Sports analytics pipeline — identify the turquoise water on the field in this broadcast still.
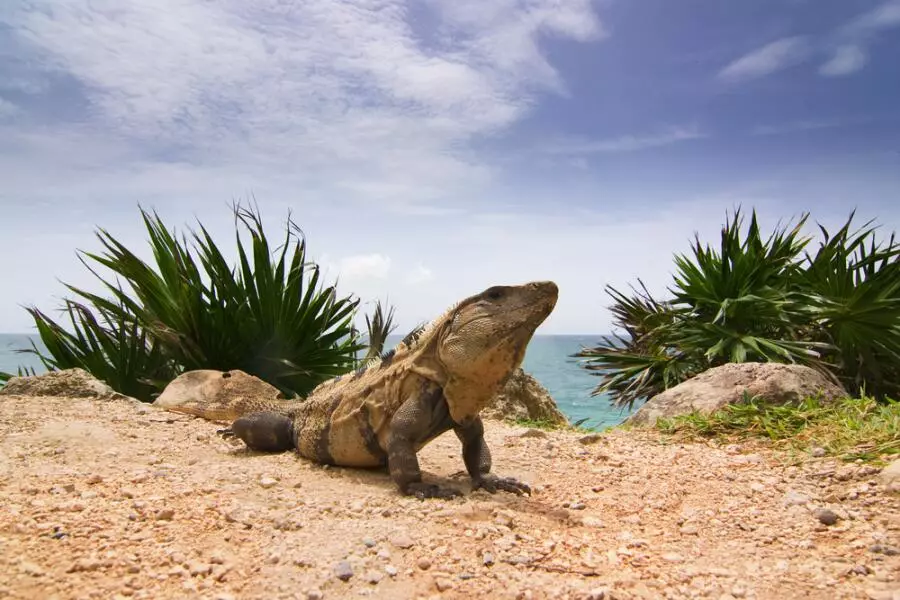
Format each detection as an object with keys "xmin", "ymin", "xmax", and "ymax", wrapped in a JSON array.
[{"xmin": 0, "ymin": 333, "xmax": 634, "ymax": 429}]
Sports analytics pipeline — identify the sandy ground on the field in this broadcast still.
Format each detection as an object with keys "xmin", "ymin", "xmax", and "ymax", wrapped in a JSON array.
[{"xmin": 0, "ymin": 394, "xmax": 898, "ymax": 600}]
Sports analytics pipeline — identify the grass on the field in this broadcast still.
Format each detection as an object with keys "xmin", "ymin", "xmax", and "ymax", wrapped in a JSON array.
[{"xmin": 655, "ymin": 393, "xmax": 900, "ymax": 464}]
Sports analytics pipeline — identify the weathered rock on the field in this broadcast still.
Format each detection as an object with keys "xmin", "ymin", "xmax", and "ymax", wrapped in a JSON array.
[
  {"xmin": 482, "ymin": 368, "xmax": 569, "ymax": 427},
  {"xmin": 0, "ymin": 368, "xmax": 129, "ymax": 401},
  {"xmin": 880, "ymin": 458, "xmax": 900, "ymax": 492},
  {"xmin": 152, "ymin": 370, "xmax": 285, "ymax": 417},
  {"xmin": 626, "ymin": 362, "xmax": 846, "ymax": 426}
]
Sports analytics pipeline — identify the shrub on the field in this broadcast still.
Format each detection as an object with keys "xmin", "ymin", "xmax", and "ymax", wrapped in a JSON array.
[{"xmin": 577, "ymin": 209, "xmax": 900, "ymax": 408}]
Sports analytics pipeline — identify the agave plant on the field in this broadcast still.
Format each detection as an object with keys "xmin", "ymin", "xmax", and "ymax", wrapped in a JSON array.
[
  {"xmin": 22, "ymin": 203, "xmax": 363, "ymax": 400},
  {"xmin": 360, "ymin": 300, "xmax": 398, "ymax": 364},
  {"xmin": 577, "ymin": 208, "xmax": 899, "ymax": 409}
]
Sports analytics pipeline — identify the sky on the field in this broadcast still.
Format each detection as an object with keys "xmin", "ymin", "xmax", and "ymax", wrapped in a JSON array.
[{"xmin": 1, "ymin": 0, "xmax": 899, "ymax": 335}]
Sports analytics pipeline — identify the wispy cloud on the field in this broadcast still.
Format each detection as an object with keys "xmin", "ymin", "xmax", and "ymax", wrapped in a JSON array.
[
  {"xmin": 718, "ymin": 37, "xmax": 809, "ymax": 82},
  {"xmin": 0, "ymin": 98, "xmax": 19, "ymax": 119},
  {"xmin": 541, "ymin": 126, "xmax": 705, "ymax": 155},
  {"xmin": 751, "ymin": 116, "xmax": 870, "ymax": 136},
  {"xmin": 0, "ymin": 0, "xmax": 605, "ymax": 213},
  {"xmin": 819, "ymin": 44, "xmax": 868, "ymax": 77},
  {"xmin": 719, "ymin": 1, "xmax": 900, "ymax": 83}
]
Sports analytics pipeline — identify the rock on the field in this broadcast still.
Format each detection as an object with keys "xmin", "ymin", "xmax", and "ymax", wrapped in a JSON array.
[
  {"xmin": 879, "ymin": 458, "xmax": 900, "ymax": 491},
  {"xmin": 482, "ymin": 369, "xmax": 569, "ymax": 426},
  {"xmin": 153, "ymin": 369, "xmax": 288, "ymax": 415},
  {"xmin": 483, "ymin": 551, "xmax": 495, "ymax": 566},
  {"xmin": 626, "ymin": 363, "xmax": 846, "ymax": 426},
  {"xmin": 814, "ymin": 508, "xmax": 839, "ymax": 526},
  {"xmin": 258, "ymin": 477, "xmax": 278, "ymax": 489},
  {"xmin": 417, "ymin": 557, "xmax": 432, "ymax": 570},
  {"xmin": 0, "ymin": 368, "xmax": 130, "ymax": 401},
  {"xmin": 334, "ymin": 560, "xmax": 353, "ymax": 581},
  {"xmin": 578, "ymin": 434, "xmax": 604, "ymax": 445},
  {"xmin": 434, "ymin": 577, "xmax": 454, "ymax": 592},
  {"xmin": 390, "ymin": 533, "xmax": 415, "ymax": 549},
  {"xmin": 155, "ymin": 509, "xmax": 176, "ymax": 521},
  {"xmin": 782, "ymin": 490, "xmax": 811, "ymax": 506}
]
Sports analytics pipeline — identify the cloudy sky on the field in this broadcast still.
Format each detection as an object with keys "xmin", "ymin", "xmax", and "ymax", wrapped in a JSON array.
[{"xmin": 1, "ymin": 0, "xmax": 899, "ymax": 335}]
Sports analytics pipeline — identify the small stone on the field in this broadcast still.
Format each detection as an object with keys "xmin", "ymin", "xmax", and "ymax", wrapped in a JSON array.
[
  {"xmin": 258, "ymin": 477, "xmax": 278, "ymax": 489},
  {"xmin": 518, "ymin": 429, "xmax": 548, "ymax": 438},
  {"xmin": 814, "ymin": 508, "xmax": 839, "ymax": 526},
  {"xmin": 570, "ymin": 502, "xmax": 586, "ymax": 510},
  {"xmin": 661, "ymin": 552, "xmax": 684, "ymax": 563},
  {"xmin": 783, "ymin": 490, "xmax": 811, "ymax": 506},
  {"xmin": 483, "ymin": 551, "xmax": 495, "ymax": 566},
  {"xmin": 306, "ymin": 590, "xmax": 324, "ymax": 600},
  {"xmin": 86, "ymin": 474, "xmax": 103, "ymax": 485},
  {"xmin": 385, "ymin": 565, "xmax": 398, "ymax": 577},
  {"xmin": 417, "ymin": 557, "xmax": 432, "ymax": 570},
  {"xmin": 869, "ymin": 544, "xmax": 900, "ymax": 556},
  {"xmin": 155, "ymin": 509, "xmax": 176, "ymax": 521},
  {"xmin": 434, "ymin": 577, "xmax": 454, "ymax": 592},
  {"xmin": 20, "ymin": 562, "xmax": 45, "ymax": 577},
  {"xmin": 579, "ymin": 434, "xmax": 604, "ymax": 445},
  {"xmin": 362, "ymin": 537, "xmax": 377, "ymax": 548},
  {"xmin": 811, "ymin": 447, "xmax": 826, "ymax": 457},
  {"xmin": 750, "ymin": 482, "xmax": 765, "ymax": 493},
  {"xmin": 334, "ymin": 560, "xmax": 353, "ymax": 581},
  {"xmin": 390, "ymin": 533, "xmax": 415, "ymax": 549},
  {"xmin": 586, "ymin": 588, "xmax": 609, "ymax": 600},
  {"xmin": 364, "ymin": 570, "xmax": 383, "ymax": 584}
]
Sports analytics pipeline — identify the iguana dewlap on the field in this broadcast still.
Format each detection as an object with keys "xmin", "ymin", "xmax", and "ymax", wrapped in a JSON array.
[{"xmin": 159, "ymin": 281, "xmax": 558, "ymax": 499}]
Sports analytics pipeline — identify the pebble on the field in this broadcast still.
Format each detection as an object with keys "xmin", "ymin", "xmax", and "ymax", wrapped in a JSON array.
[
  {"xmin": 869, "ymin": 544, "xmax": 900, "ymax": 556},
  {"xmin": 306, "ymin": 590, "xmax": 324, "ymax": 600},
  {"xmin": 814, "ymin": 508, "xmax": 839, "ymax": 526},
  {"xmin": 385, "ymin": 565, "xmax": 398, "ymax": 577},
  {"xmin": 86, "ymin": 474, "xmax": 103, "ymax": 485},
  {"xmin": 390, "ymin": 533, "xmax": 415, "ymax": 549},
  {"xmin": 569, "ymin": 502, "xmax": 586, "ymax": 510},
  {"xmin": 811, "ymin": 447, "xmax": 827, "ymax": 457},
  {"xmin": 258, "ymin": 477, "xmax": 278, "ymax": 489},
  {"xmin": 578, "ymin": 434, "xmax": 604, "ymax": 445},
  {"xmin": 334, "ymin": 560, "xmax": 354, "ymax": 581},
  {"xmin": 417, "ymin": 557, "xmax": 432, "ymax": 570},
  {"xmin": 362, "ymin": 537, "xmax": 377, "ymax": 548},
  {"xmin": 434, "ymin": 577, "xmax": 454, "ymax": 592},
  {"xmin": 783, "ymin": 490, "xmax": 811, "ymax": 506},
  {"xmin": 155, "ymin": 509, "xmax": 176, "ymax": 521},
  {"xmin": 364, "ymin": 570, "xmax": 384, "ymax": 584},
  {"xmin": 483, "ymin": 551, "xmax": 495, "ymax": 566}
]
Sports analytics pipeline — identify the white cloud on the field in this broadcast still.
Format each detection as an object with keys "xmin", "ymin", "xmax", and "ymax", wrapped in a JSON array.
[
  {"xmin": 336, "ymin": 254, "xmax": 392, "ymax": 280},
  {"xmin": 0, "ymin": 0, "xmax": 604, "ymax": 213},
  {"xmin": 718, "ymin": 37, "xmax": 809, "ymax": 82},
  {"xmin": 541, "ymin": 126, "xmax": 705, "ymax": 155},
  {"xmin": 751, "ymin": 116, "xmax": 868, "ymax": 136},
  {"xmin": 405, "ymin": 263, "xmax": 435, "ymax": 286},
  {"xmin": 819, "ymin": 45, "xmax": 867, "ymax": 76},
  {"xmin": 0, "ymin": 98, "xmax": 19, "ymax": 119}
]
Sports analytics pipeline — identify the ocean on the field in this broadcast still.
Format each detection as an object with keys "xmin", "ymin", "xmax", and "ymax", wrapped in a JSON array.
[{"xmin": 0, "ymin": 333, "xmax": 634, "ymax": 429}]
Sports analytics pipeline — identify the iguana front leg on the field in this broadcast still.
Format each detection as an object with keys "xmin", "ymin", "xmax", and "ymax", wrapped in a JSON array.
[
  {"xmin": 387, "ymin": 393, "xmax": 463, "ymax": 500},
  {"xmin": 455, "ymin": 417, "xmax": 531, "ymax": 496}
]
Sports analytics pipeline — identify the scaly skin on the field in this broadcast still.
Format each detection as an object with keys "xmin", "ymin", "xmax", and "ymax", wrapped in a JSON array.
[{"xmin": 161, "ymin": 281, "xmax": 559, "ymax": 498}]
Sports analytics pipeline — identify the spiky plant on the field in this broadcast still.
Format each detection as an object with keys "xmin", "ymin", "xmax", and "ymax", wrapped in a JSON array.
[
  {"xmin": 20, "ymin": 203, "xmax": 363, "ymax": 400},
  {"xmin": 577, "ymin": 208, "xmax": 899, "ymax": 409}
]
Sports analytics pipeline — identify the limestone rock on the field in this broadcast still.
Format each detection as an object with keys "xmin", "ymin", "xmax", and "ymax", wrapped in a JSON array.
[
  {"xmin": 482, "ymin": 368, "xmax": 569, "ymax": 427},
  {"xmin": 626, "ymin": 362, "xmax": 846, "ymax": 426},
  {"xmin": 880, "ymin": 458, "xmax": 900, "ymax": 493},
  {"xmin": 0, "ymin": 368, "xmax": 127, "ymax": 400},
  {"xmin": 153, "ymin": 370, "xmax": 285, "ymax": 418}
]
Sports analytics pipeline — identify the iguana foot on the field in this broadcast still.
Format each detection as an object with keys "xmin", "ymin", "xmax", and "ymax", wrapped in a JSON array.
[
  {"xmin": 473, "ymin": 475, "xmax": 531, "ymax": 496},
  {"xmin": 217, "ymin": 427, "xmax": 236, "ymax": 439},
  {"xmin": 404, "ymin": 482, "xmax": 463, "ymax": 500}
]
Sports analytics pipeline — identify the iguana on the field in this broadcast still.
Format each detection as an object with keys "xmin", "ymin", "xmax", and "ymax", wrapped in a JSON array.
[{"xmin": 158, "ymin": 280, "xmax": 558, "ymax": 499}]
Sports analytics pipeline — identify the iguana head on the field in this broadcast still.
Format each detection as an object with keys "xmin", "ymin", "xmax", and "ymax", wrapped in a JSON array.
[{"xmin": 436, "ymin": 280, "xmax": 558, "ymax": 424}]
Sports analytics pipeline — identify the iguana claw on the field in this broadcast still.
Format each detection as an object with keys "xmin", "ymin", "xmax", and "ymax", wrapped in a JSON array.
[
  {"xmin": 405, "ymin": 482, "xmax": 463, "ymax": 500},
  {"xmin": 473, "ymin": 475, "xmax": 531, "ymax": 496},
  {"xmin": 217, "ymin": 427, "xmax": 236, "ymax": 439}
]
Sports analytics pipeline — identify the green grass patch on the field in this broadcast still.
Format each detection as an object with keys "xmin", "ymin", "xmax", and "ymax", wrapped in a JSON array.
[
  {"xmin": 512, "ymin": 417, "xmax": 565, "ymax": 430},
  {"xmin": 655, "ymin": 394, "xmax": 900, "ymax": 463}
]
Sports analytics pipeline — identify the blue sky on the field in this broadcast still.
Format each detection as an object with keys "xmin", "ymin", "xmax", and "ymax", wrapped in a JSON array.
[{"xmin": 1, "ymin": 0, "xmax": 899, "ymax": 335}]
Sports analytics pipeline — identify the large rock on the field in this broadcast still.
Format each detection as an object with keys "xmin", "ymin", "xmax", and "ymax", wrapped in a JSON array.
[
  {"xmin": 0, "ymin": 368, "xmax": 127, "ymax": 400},
  {"xmin": 881, "ymin": 459, "xmax": 900, "ymax": 494},
  {"xmin": 153, "ymin": 369, "xmax": 285, "ymax": 416},
  {"xmin": 482, "ymin": 368, "xmax": 569, "ymax": 427},
  {"xmin": 626, "ymin": 362, "xmax": 846, "ymax": 426}
]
